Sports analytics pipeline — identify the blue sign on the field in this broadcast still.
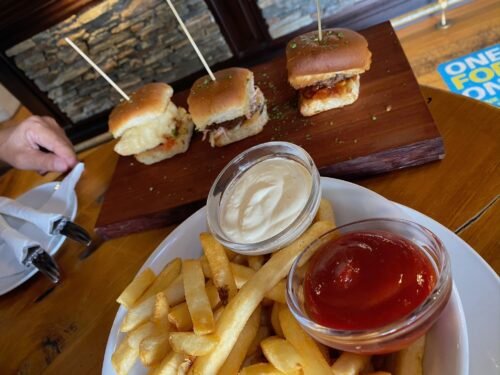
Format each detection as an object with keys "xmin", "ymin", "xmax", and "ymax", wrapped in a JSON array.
[{"xmin": 438, "ymin": 44, "xmax": 500, "ymax": 107}]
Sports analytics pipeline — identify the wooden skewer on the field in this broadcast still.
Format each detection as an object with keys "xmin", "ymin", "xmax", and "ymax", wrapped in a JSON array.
[
  {"xmin": 165, "ymin": 0, "xmax": 216, "ymax": 81},
  {"xmin": 64, "ymin": 37, "xmax": 131, "ymax": 102},
  {"xmin": 316, "ymin": 0, "xmax": 322, "ymax": 41}
]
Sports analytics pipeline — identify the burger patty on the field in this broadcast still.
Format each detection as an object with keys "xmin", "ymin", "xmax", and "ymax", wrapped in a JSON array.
[
  {"xmin": 300, "ymin": 74, "xmax": 353, "ymax": 99},
  {"xmin": 206, "ymin": 99, "xmax": 265, "ymax": 131}
]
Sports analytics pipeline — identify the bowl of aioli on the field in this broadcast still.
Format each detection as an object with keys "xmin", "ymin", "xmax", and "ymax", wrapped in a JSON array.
[
  {"xmin": 286, "ymin": 218, "xmax": 452, "ymax": 354},
  {"xmin": 207, "ymin": 142, "xmax": 321, "ymax": 255}
]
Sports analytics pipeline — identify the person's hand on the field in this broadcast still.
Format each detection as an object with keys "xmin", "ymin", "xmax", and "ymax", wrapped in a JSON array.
[{"xmin": 0, "ymin": 116, "xmax": 77, "ymax": 173}]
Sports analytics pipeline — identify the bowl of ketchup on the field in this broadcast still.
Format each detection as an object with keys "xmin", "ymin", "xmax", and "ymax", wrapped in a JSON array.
[{"xmin": 286, "ymin": 218, "xmax": 452, "ymax": 354}]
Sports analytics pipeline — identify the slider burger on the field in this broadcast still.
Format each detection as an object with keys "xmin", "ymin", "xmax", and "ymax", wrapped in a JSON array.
[
  {"xmin": 187, "ymin": 67, "xmax": 268, "ymax": 147},
  {"xmin": 109, "ymin": 83, "xmax": 194, "ymax": 165},
  {"xmin": 286, "ymin": 28, "xmax": 371, "ymax": 117}
]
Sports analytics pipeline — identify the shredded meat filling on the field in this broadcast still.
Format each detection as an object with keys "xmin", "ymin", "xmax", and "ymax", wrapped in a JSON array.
[
  {"xmin": 206, "ymin": 89, "xmax": 264, "ymax": 132},
  {"xmin": 206, "ymin": 115, "xmax": 246, "ymax": 131}
]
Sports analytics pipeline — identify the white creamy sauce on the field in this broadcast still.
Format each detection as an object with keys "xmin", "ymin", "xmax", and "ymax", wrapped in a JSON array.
[{"xmin": 220, "ymin": 157, "xmax": 312, "ymax": 243}]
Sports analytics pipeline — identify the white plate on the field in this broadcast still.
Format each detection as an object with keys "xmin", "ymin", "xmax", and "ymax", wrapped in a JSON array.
[
  {"xmin": 103, "ymin": 177, "xmax": 499, "ymax": 375},
  {"xmin": 0, "ymin": 182, "xmax": 77, "ymax": 295}
]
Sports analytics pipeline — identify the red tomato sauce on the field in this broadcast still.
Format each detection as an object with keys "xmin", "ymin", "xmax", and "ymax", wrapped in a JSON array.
[{"xmin": 304, "ymin": 231, "xmax": 436, "ymax": 330}]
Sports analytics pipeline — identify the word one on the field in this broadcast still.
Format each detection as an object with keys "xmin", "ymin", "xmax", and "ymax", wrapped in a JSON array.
[{"xmin": 438, "ymin": 44, "xmax": 499, "ymax": 107}]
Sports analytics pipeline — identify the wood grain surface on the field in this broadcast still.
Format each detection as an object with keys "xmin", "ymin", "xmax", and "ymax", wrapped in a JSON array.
[
  {"xmin": 0, "ymin": 86, "xmax": 497, "ymax": 375},
  {"xmin": 396, "ymin": 0, "xmax": 500, "ymax": 90},
  {"xmin": 95, "ymin": 22, "xmax": 443, "ymax": 239}
]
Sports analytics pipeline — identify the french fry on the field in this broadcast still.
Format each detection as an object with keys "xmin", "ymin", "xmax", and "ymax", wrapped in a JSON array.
[
  {"xmin": 213, "ymin": 305, "xmax": 225, "ymax": 322},
  {"xmin": 265, "ymin": 279, "xmax": 286, "ymax": 304},
  {"xmin": 168, "ymin": 303, "xmax": 193, "ymax": 331},
  {"xmin": 120, "ymin": 294, "xmax": 156, "ymax": 332},
  {"xmin": 153, "ymin": 292, "xmax": 170, "ymax": 330},
  {"xmin": 248, "ymin": 255, "xmax": 265, "ymax": 271},
  {"xmin": 279, "ymin": 306, "xmax": 331, "ymax": 375},
  {"xmin": 169, "ymin": 332, "xmax": 218, "ymax": 356},
  {"xmin": 247, "ymin": 325, "xmax": 272, "ymax": 356},
  {"xmin": 182, "ymin": 259, "xmax": 215, "ymax": 335},
  {"xmin": 116, "ymin": 268, "xmax": 156, "ymax": 308},
  {"xmin": 153, "ymin": 351, "xmax": 186, "ymax": 375},
  {"xmin": 178, "ymin": 356, "xmax": 195, "ymax": 374},
  {"xmin": 231, "ymin": 263, "xmax": 256, "ymax": 288},
  {"xmin": 261, "ymin": 336, "xmax": 303, "ymax": 375},
  {"xmin": 239, "ymin": 363, "xmax": 284, "ymax": 375},
  {"xmin": 271, "ymin": 303, "xmax": 284, "ymax": 337},
  {"xmin": 128, "ymin": 321, "xmax": 156, "ymax": 349},
  {"xmin": 200, "ymin": 256, "xmax": 212, "ymax": 278},
  {"xmin": 200, "ymin": 232, "xmax": 238, "ymax": 305},
  {"xmin": 111, "ymin": 338, "xmax": 138, "ymax": 375},
  {"xmin": 141, "ymin": 258, "xmax": 182, "ymax": 302},
  {"xmin": 191, "ymin": 221, "xmax": 334, "ymax": 374},
  {"xmin": 314, "ymin": 198, "xmax": 336, "ymax": 224},
  {"xmin": 219, "ymin": 306, "xmax": 261, "ymax": 374},
  {"xmin": 206, "ymin": 283, "xmax": 222, "ymax": 309},
  {"xmin": 139, "ymin": 332, "xmax": 171, "ymax": 367},
  {"xmin": 168, "ymin": 283, "xmax": 220, "ymax": 331},
  {"xmin": 230, "ymin": 264, "xmax": 287, "ymax": 303},
  {"xmin": 165, "ymin": 274, "xmax": 185, "ymax": 306},
  {"xmin": 331, "ymin": 352, "xmax": 371, "ymax": 375},
  {"xmin": 386, "ymin": 335, "xmax": 425, "ymax": 375}
]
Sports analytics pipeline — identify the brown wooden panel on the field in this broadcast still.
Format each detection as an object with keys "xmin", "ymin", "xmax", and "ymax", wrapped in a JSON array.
[
  {"xmin": 0, "ymin": 0, "xmax": 101, "ymax": 50},
  {"xmin": 95, "ymin": 22, "xmax": 443, "ymax": 239},
  {"xmin": 205, "ymin": 0, "xmax": 271, "ymax": 57}
]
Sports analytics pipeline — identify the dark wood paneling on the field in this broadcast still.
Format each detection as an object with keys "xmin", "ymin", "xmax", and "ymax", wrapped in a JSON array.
[
  {"xmin": 0, "ymin": 0, "xmax": 102, "ymax": 50},
  {"xmin": 204, "ymin": 0, "xmax": 271, "ymax": 57}
]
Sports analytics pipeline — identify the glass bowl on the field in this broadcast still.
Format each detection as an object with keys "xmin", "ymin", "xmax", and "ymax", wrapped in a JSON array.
[
  {"xmin": 207, "ymin": 141, "xmax": 321, "ymax": 255},
  {"xmin": 286, "ymin": 218, "xmax": 452, "ymax": 354}
]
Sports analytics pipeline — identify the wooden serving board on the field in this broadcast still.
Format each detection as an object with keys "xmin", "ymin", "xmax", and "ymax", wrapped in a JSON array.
[{"xmin": 95, "ymin": 22, "xmax": 443, "ymax": 239}]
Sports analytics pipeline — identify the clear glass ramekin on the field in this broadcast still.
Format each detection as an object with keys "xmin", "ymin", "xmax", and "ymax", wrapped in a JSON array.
[
  {"xmin": 207, "ymin": 141, "xmax": 321, "ymax": 255},
  {"xmin": 286, "ymin": 218, "xmax": 452, "ymax": 354}
]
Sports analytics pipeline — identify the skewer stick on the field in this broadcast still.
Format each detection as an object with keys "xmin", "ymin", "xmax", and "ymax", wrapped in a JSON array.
[
  {"xmin": 316, "ymin": 0, "xmax": 322, "ymax": 41},
  {"xmin": 64, "ymin": 37, "xmax": 130, "ymax": 101},
  {"xmin": 165, "ymin": 0, "xmax": 216, "ymax": 81}
]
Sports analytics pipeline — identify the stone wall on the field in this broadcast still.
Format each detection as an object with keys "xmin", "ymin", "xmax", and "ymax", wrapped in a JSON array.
[
  {"xmin": 6, "ymin": 0, "xmax": 232, "ymax": 123},
  {"xmin": 257, "ymin": 0, "xmax": 367, "ymax": 39}
]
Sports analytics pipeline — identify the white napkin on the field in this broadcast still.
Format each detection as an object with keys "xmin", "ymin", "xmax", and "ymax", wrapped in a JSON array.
[
  {"xmin": 40, "ymin": 162, "xmax": 84, "ymax": 213},
  {"xmin": 0, "ymin": 214, "xmax": 37, "ymax": 263},
  {"xmin": 0, "ymin": 197, "xmax": 61, "ymax": 235},
  {"xmin": 0, "ymin": 162, "xmax": 84, "ymax": 235},
  {"xmin": 0, "ymin": 162, "xmax": 84, "ymax": 265}
]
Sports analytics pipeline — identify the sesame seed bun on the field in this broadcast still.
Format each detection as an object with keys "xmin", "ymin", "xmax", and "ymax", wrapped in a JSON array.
[{"xmin": 286, "ymin": 28, "xmax": 371, "ymax": 89}]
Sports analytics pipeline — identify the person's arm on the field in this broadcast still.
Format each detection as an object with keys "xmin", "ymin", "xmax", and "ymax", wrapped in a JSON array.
[{"xmin": 0, "ymin": 116, "xmax": 77, "ymax": 173}]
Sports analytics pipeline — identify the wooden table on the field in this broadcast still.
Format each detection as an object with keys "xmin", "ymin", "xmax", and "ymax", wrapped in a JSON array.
[
  {"xmin": 396, "ymin": 0, "xmax": 500, "ymax": 90},
  {"xmin": 0, "ymin": 86, "xmax": 498, "ymax": 374}
]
